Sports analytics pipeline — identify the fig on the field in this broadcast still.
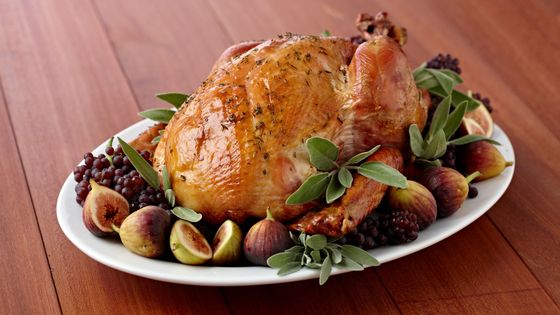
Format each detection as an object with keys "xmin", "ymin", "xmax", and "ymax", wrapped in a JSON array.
[
  {"xmin": 211, "ymin": 220, "xmax": 243, "ymax": 265},
  {"xmin": 116, "ymin": 206, "xmax": 170, "ymax": 257},
  {"xmin": 458, "ymin": 141, "xmax": 513, "ymax": 182},
  {"xmin": 244, "ymin": 209, "xmax": 292, "ymax": 266},
  {"xmin": 417, "ymin": 167, "xmax": 479, "ymax": 218},
  {"xmin": 170, "ymin": 220, "xmax": 212, "ymax": 265},
  {"xmin": 387, "ymin": 180, "xmax": 437, "ymax": 230},
  {"xmin": 82, "ymin": 180, "xmax": 129, "ymax": 236}
]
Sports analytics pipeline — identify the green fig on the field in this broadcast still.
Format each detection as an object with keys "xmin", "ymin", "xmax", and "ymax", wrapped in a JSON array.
[
  {"xmin": 170, "ymin": 220, "xmax": 212, "ymax": 265},
  {"xmin": 417, "ymin": 167, "xmax": 479, "ymax": 218},
  {"xmin": 116, "ymin": 206, "xmax": 170, "ymax": 258},
  {"xmin": 211, "ymin": 220, "xmax": 243, "ymax": 265},
  {"xmin": 387, "ymin": 180, "xmax": 437, "ymax": 230},
  {"xmin": 82, "ymin": 180, "xmax": 129, "ymax": 237},
  {"xmin": 243, "ymin": 209, "xmax": 292, "ymax": 266},
  {"xmin": 458, "ymin": 141, "xmax": 513, "ymax": 182}
]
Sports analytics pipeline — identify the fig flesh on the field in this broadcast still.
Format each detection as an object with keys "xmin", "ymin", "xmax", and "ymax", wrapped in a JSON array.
[
  {"xmin": 82, "ymin": 180, "xmax": 129, "ymax": 236},
  {"xmin": 387, "ymin": 180, "xmax": 437, "ymax": 230},
  {"xmin": 117, "ymin": 206, "xmax": 170, "ymax": 257},
  {"xmin": 170, "ymin": 220, "xmax": 212, "ymax": 265},
  {"xmin": 243, "ymin": 209, "xmax": 293, "ymax": 266},
  {"xmin": 458, "ymin": 141, "xmax": 513, "ymax": 182},
  {"xmin": 211, "ymin": 220, "xmax": 243, "ymax": 265},
  {"xmin": 417, "ymin": 167, "xmax": 479, "ymax": 218}
]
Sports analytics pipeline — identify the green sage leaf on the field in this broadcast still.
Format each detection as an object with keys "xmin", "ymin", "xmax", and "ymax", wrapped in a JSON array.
[
  {"xmin": 449, "ymin": 135, "xmax": 501, "ymax": 146},
  {"xmin": 326, "ymin": 173, "xmax": 346, "ymax": 204},
  {"xmin": 427, "ymin": 95, "xmax": 451, "ymax": 140},
  {"xmin": 162, "ymin": 166, "xmax": 171, "ymax": 191},
  {"xmin": 340, "ymin": 245, "xmax": 379, "ymax": 267},
  {"xmin": 285, "ymin": 172, "xmax": 330, "ymax": 205},
  {"xmin": 306, "ymin": 137, "xmax": 339, "ymax": 171},
  {"xmin": 319, "ymin": 253, "xmax": 332, "ymax": 285},
  {"xmin": 429, "ymin": 87, "xmax": 480, "ymax": 111},
  {"xmin": 156, "ymin": 92, "xmax": 189, "ymax": 109},
  {"xmin": 320, "ymin": 30, "xmax": 331, "ymax": 37},
  {"xmin": 326, "ymin": 246, "xmax": 342, "ymax": 264},
  {"xmin": 440, "ymin": 69, "xmax": 463, "ymax": 84},
  {"xmin": 337, "ymin": 167, "xmax": 353, "ymax": 188},
  {"xmin": 423, "ymin": 129, "xmax": 447, "ymax": 159},
  {"xmin": 413, "ymin": 69, "xmax": 439, "ymax": 90},
  {"xmin": 277, "ymin": 262, "xmax": 303, "ymax": 276},
  {"xmin": 306, "ymin": 262, "xmax": 322, "ymax": 269},
  {"xmin": 138, "ymin": 108, "xmax": 176, "ymax": 123},
  {"xmin": 443, "ymin": 101, "xmax": 468, "ymax": 140},
  {"xmin": 426, "ymin": 69, "xmax": 456, "ymax": 95},
  {"xmin": 165, "ymin": 189, "xmax": 175, "ymax": 207},
  {"xmin": 413, "ymin": 158, "xmax": 442, "ymax": 168},
  {"xmin": 337, "ymin": 257, "xmax": 365, "ymax": 271},
  {"xmin": 345, "ymin": 145, "xmax": 380, "ymax": 165},
  {"xmin": 117, "ymin": 137, "xmax": 160, "ymax": 189},
  {"xmin": 151, "ymin": 135, "xmax": 161, "ymax": 144},
  {"xmin": 267, "ymin": 252, "xmax": 300, "ymax": 268},
  {"xmin": 358, "ymin": 162, "xmax": 407, "ymax": 189},
  {"xmin": 408, "ymin": 124, "xmax": 424, "ymax": 157},
  {"xmin": 171, "ymin": 207, "xmax": 202, "ymax": 223},
  {"xmin": 286, "ymin": 245, "xmax": 304, "ymax": 253},
  {"xmin": 311, "ymin": 250, "xmax": 322, "ymax": 262},
  {"xmin": 306, "ymin": 234, "xmax": 327, "ymax": 250}
]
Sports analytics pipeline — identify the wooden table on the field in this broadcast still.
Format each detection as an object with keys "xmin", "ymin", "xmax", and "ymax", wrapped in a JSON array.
[{"xmin": 1, "ymin": 0, "xmax": 559, "ymax": 314}]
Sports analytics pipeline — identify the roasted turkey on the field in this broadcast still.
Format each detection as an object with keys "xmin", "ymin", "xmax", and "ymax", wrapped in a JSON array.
[{"xmin": 152, "ymin": 13, "xmax": 428, "ymax": 233}]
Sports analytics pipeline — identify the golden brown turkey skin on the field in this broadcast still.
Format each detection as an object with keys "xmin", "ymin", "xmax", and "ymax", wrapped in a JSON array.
[{"xmin": 154, "ymin": 34, "xmax": 426, "ymax": 225}]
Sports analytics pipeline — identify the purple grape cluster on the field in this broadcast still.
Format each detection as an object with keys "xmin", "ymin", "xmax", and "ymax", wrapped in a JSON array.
[{"xmin": 73, "ymin": 146, "xmax": 169, "ymax": 211}]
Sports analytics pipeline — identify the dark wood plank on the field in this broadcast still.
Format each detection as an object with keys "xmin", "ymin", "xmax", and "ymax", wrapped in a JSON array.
[
  {"xmin": 0, "ymin": 0, "xmax": 228, "ymax": 313},
  {"xmin": 0, "ymin": 84, "xmax": 60, "ymax": 314},
  {"xmin": 224, "ymin": 271, "xmax": 398, "ymax": 315},
  {"xmin": 93, "ymin": 0, "xmax": 233, "ymax": 110}
]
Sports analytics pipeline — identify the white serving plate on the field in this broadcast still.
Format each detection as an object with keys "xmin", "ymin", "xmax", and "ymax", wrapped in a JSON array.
[{"xmin": 57, "ymin": 119, "xmax": 515, "ymax": 286}]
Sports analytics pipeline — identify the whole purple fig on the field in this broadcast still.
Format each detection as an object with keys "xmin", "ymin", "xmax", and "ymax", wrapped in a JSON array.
[
  {"xmin": 387, "ymin": 180, "xmax": 437, "ymax": 230},
  {"xmin": 243, "ymin": 209, "xmax": 293, "ymax": 266}
]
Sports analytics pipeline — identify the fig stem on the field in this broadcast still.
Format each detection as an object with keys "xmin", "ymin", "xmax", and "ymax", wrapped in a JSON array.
[
  {"xmin": 465, "ymin": 171, "xmax": 481, "ymax": 184},
  {"xmin": 505, "ymin": 161, "xmax": 514, "ymax": 167},
  {"xmin": 265, "ymin": 207, "xmax": 275, "ymax": 221},
  {"xmin": 111, "ymin": 223, "xmax": 121, "ymax": 234}
]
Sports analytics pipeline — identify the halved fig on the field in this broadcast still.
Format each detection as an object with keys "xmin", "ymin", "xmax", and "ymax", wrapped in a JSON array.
[
  {"xmin": 211, "ymin": 220, "xmax": 243, "ymax": 265},
  {"xmin": 170, "ymin": 220, "xmax": 212, "ymax": 265},
  {"xmin": 82, "ymin": 180, "xmax": 129, "ymax": 236}
]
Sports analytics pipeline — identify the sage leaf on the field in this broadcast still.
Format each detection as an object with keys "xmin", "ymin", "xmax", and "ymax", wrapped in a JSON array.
[
  {"xmin": 117, "ymin": 137, "xmax": 160, "ymax": 189},
  {"xmin": 306, "ymin": 234, "xmax": 327, "ymax": 250},
  {"xmin": 267, "ymin": 252, "xmax": 300, "ymax": 268},
  {"xmin": 426, "ymin": 69, "xmax": 456, "ymax": 95},
  {"xmin": 326, "ymin": 173, "xmax": 346, "ymax": 204},
  {"xmin": 345, "ymin": 145, "xmax": 380, "ymax": 165},
  {"xmin": 319, "ymin": 253, "xmax": 332, "ymax": 285},
  {"xmin": 162, "ymin": 166, "xmax": 171, "ymax": 191},
  {"xmin": 306, "ymin": 137, "xmax": 339, "ymax": 171},
  {"xmin": 340, "ymin": 245, "xmax": 379, "ymax": 267},
  {"xmin": 449, "ymin": 135, "xmax": 501, "ymax": 146},
  {"xmin": 423, "ymin": 129, "xmax": 447, "ymax": 159},
  {"xmin": 151, "ymin": 135, "xmax": 161, "ymax": 144},
  {"xmin": 338, "ymin": 257, "xmax": 365, "ymax": 271},
  {"xmin": 443, "ymin": 101, "xmax": 468, "ymax": 140},
  {"xmin": 429, "ymin": 87, "xmax": 480, "ymax": 111},
  {"xmin": 165, "ymin": 189, "xmax": 175, "ymax": 207},
  {"xmin": 286, "ymin": 245, "xmax": 304, "ymax": 253},
  {"xmin": 299, "ymin": 233, "xmax": 307, "ymax": 247},
  {"xmin": 156, "ymin": 92, "xmax": 189, "ymax": 109},
  {"xmin": 138, "ymin": 108, "xmax": 176, "ymax": 123},
  {"xmin": 326, "ymin": 246, "xmax": 342, "ymax": 264},
  {"xmin": 427, "ymin": 95, "xmax": 451, "ymax": 140},
  {"xmin": 408, "ymin": 124, "xmax": 424, "ymax": 157},
  {"xmin": 337, "ymin": 167, "xmax": 353, "ymax": 188},
  {"xmin": 285, "ymin": 172, "xmax": 330, "ymax": 205},
  {"xmin": 358, "ymin": 162, "xmax": 407, "ymax": 189},
  {"xmin": 414, "ymin": 69, "xmax": 439, "ymax": 90},
  {"xmin": 311, "ymin": 250, "xmax": 322, "ymax": 262},
  {"xmin": 306, "ymin": 262, "xmax": 322, "ymax": 269},
  {"xmin": 440, "ymin": 69, "xmax": 463, "ymax": 84},
  {"xmin": 320, "ymin": 30, "xmax": 331, "ymax": 37},
  {"xmin": 171, "ymin": 207, "xmax": 202, "ymax": 223},
  {"xmin": 290, "ymin": 232, "xmax": 301, "ymax": 244},
  {"xmin": 277, "ymin": 262, "xmax": 303, "ymax": 276}
]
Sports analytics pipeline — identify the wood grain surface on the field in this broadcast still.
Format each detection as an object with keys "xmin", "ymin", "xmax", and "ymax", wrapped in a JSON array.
[{"xmin": 0, "ymin": 0, "xmax": 558, "ymax": 314}]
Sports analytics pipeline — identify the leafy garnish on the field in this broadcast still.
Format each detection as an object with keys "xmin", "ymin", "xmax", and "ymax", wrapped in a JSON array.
[
  {"xmin": 267, "ymin": 233, "xmax": 379, "ymax": 285},
  {"xmin": 171, "ymin": 207, "xmax": 202, "ymax": 222},
  {"xmin": 161, "ymin": 165, "xmax": 202, "ymax": 222},
  {"xmin": 320, "ymin": 30, "xmax": 331, "ymax": 37},
  {"xmin": 155, "ymin": 92, "xmax": 189, "ymax": 109},
  {"xmin": 138, "ymin": 108, "xmax": 175, "ymax": 123},
  {"xmin": 286, "ymin": 138, "xmax": 406, "ymax": 205},
  {"xmin": 117, "ymin": 137, "xmax": 160, "ymax": 189}
]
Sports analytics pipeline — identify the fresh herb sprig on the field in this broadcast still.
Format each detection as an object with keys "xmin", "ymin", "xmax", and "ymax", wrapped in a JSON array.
[
  {"xmin": 286, "ymin": 138, "xmax": 407, "ymax": 205},
  {"xmin": 267, "ymin": 233, "xmax": 379, "ymax": 285},
  {"xmin": 138, "ymin": 92, "xmax": 189, "ymax": 124},
  {"xmin": 116, "ymin": 137, "xmax": 201, "ymax": 222}
]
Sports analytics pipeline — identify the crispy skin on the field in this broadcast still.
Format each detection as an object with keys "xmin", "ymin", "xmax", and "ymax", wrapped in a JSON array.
[
  {"xmin": 289, "ymin": 147, "xmax": 403, "ymax": 237},
  {"xmin": 153, "ymin": 34, "xmax": 425, "ymax": 225}
]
